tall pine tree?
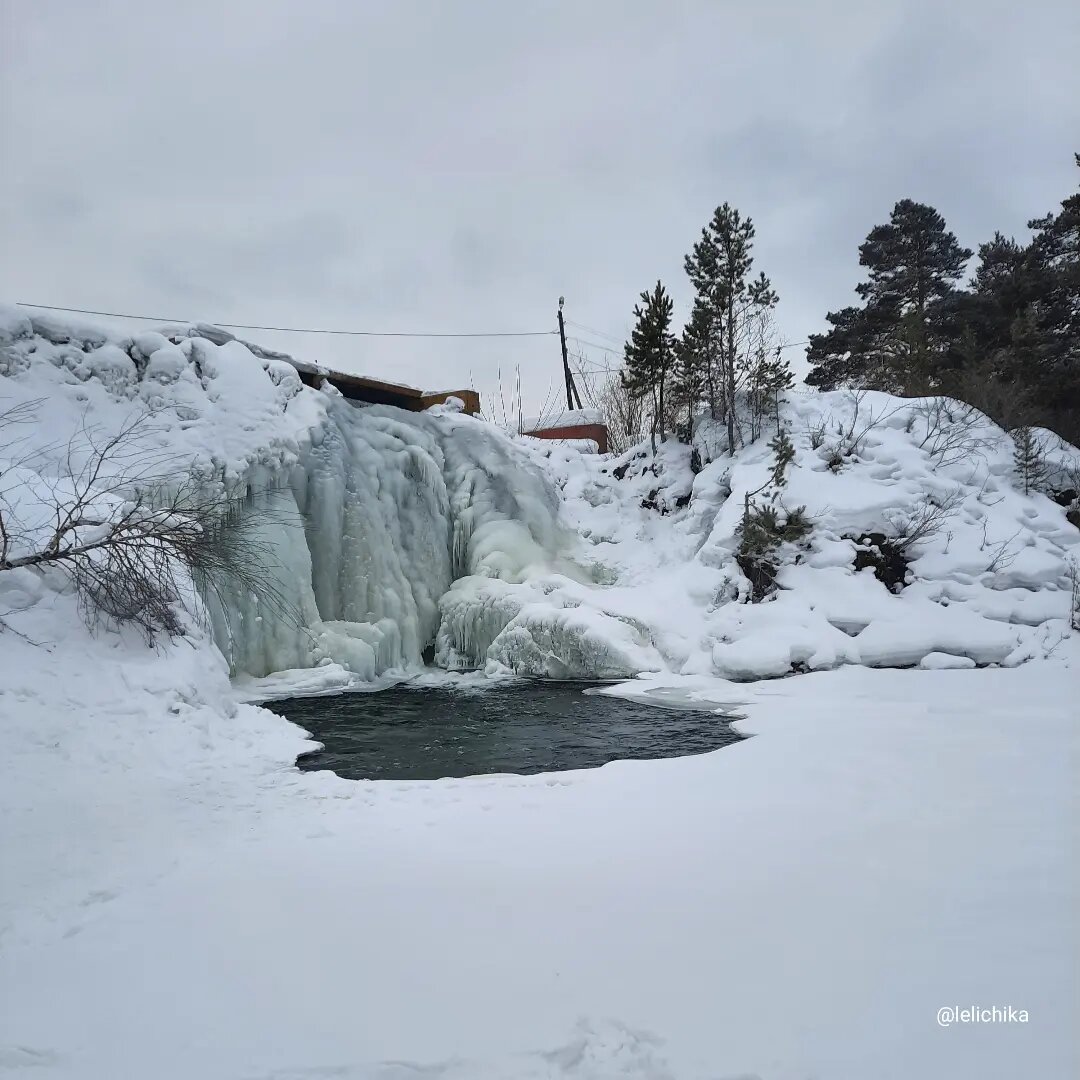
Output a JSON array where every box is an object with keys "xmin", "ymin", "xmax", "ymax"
[
  {"xmin": 946, "ymin": 157, "xmax": 1079, "ymax": 441},
  {"xmin": 1021, "ymin": 155, "xmax": 1080, "ymax": 439},
  {"xmin": 621, "ymin": 281, "xmax": 676, "ymax": 452},
  {"xmin": 807, "ymin": 199, "xmax": 971, "ymax": 393},
  {"xmin": 684, "ymin": 203, "xmax": 778, "ymax": 452}
]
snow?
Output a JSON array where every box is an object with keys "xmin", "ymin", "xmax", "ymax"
[
  {"xmin": 535, "ymin": 390, "xmax": 1080, "ymax": 681},
  {"xmin": 4, "ymin": 307, "xmax": 1077, "ymax": 684},
  {"xmin": 0, "ymin": 625, "xmax": 1076, "ymax": 1077},
  {"xmin": 2, "ymin": 306, "xmax": 1078, "ymax": 1077},
  {"xmin": 522, "ymin": 406, "xmax": 605, "ymax": 432}
]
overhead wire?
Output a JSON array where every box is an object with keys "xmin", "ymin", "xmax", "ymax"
[
  {"xmin": 16, "ymin": 302, "xmax": 557, "ymax": 339},
  {"xmin": 565, "ymin": 319, "xmax": 624, "ymax": 345}
]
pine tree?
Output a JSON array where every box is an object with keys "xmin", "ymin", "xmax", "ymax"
[
  {"xmin": 1012, "ymin": 426, "xmax": 1046, "ymax": 496},
  {"xmin": 947, "ymin": 157, "xmax": 1079, "ymax": 443},
  {"xmin": 669, "ymin": 301, "xmax": 714, "ymax": 438},
  {"xmin": 684, "ymin": 203, "xmax": 778, "ymax": 453},
  {"xmin": 807, "ymin": 200, "xmax": 971, "ymax": 393},
  {"xmin": 748, "ymin": 346, "xmax": 794, "ymax": 439},
  {"xmin": 1021, "ymin": 157, "xmax": 1080, "ymax": 440},
  {"xmin": 768, "ymin": 426, "xmax": 795, "ymax": 487},
  {"xmin": 621, "ymin": 281, "xmax": 676, "ymax": 452}
]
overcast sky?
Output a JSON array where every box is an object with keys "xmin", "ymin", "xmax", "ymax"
[{"xmin": 2, "ymin": 0, "xmax": 1077, "ymax": 414}]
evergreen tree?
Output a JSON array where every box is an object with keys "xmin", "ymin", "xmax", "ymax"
[
  {"xmin": 1012, "ymin": 426, "xmax": 1047, "ymax": 495},
  {"xmin": 670, "ymin": 320, "xmax": 708, "ymax": 439},
  {"xmin": 947, "ymin": 158, "xmax": 1079, "ymax": 442},
  {"xmin": 747, "ymin": 345, "xmax": 794, "ymax": 439},
  {"xmin": 621, "ymin": 281, "xmax": 676, "ymax": 452},
  {"xmin": 684, "ymin": 203, "xmax": 778, "ymax": 452},
  {"xmin": 807, "ymin": 200, "xmax": 971, "ymax": 393},
  {"xmin": 768, "ymin": 426, "xmax": 795, "ymax": 487},
  {"xmin": 1021, "ymin": 157, "xmax": 1080, "ymax": 438}
]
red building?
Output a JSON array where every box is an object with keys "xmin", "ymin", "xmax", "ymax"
[{"xmin": 523, "ymin": 409, "xmax": 609, "ymax": 453}]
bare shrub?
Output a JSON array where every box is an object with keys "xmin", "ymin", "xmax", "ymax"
[
  {"xmin": 978, "ymin": 518, "xmax": 1023, "ymax": 574},
  {"xmin": 592, "ymin": 367, "xmax": 649, "ymax": 455},
  {"xmin": 909, "ymin": 397, "xmax": 996, "ymax": 468},
  {"xmin": 1, "ymin": 404, "xmax": 296, "ymax": 643},
  {"xmin": 816, "ymin": 389, "xmax": 906, "ymax": 470},
  {"xmin": 882, "ymin": 487, "xmax": 964, "ymax": 553},
  {"xmin": 806, "ymin": 415, "xmax": 828, "ymax": 450},
  {"xmin": 951, "ymin": 358, "xmax": 1038, "ymax": 435}
]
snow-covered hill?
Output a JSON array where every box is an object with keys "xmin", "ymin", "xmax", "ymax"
[
  {"xmin": 3, "ymin": 304, "xmax": 1078, "ymax": 688},
  {"xmin": 540, "ymin": 392, "xmax": 1080, "ymax": 679}
]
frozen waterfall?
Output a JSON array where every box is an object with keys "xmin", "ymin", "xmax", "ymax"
[
  {"xmin": 0, "ymin": 305, "xmax": 661, "ymax": 683},
  {"xmin": 207, "ymin": 398, "xmax": 585, "ymax": 680}
]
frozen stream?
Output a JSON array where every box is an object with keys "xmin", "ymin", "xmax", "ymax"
[{"xmin": 266, "ymin": 682, "xmax": 746, "ymax": 780}]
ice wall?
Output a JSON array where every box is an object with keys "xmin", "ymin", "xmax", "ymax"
[
  {"xmin": 211, "ymin": 397, "xmax": 589, "ymax": 679},
  {"xmin": 2, "ymin": 305, "xmax": 633, "ymax": 681}
]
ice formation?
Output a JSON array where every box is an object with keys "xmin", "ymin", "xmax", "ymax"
[
  {"xmin": 2, "ymin": 302, "xmax": 1078, "ymax": 685},
  {"xmin": 0, "ymin": 305, "xmax": 650, "ymax": 680}
]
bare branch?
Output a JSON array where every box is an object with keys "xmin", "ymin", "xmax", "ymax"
[{"xmin": 1, "ymin": 401, "xmax": 300, "ymax": 644}]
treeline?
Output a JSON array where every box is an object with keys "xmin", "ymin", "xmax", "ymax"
[
  {"xmin": 807, "ymin": 154, "xmax": 1079, "ymax": 443},
  {"xmin": 615, "ymin": 153, "xmax": 1079, "ymax": 451}
]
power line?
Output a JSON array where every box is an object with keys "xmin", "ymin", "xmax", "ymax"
[
  {"xmin": 567, "ymin": 335, "xmax": 621, "ymax": 356},
  {"xmin": 571, "ymin": 334, "xmax": 809, "ymax": 357},
  {"xmin": 16, "ymin": 302, "xmax": 557, "ymax": 339},
  {"xmin": 566, "ymin": 319, "xmax": 623, "ymax": 345}
]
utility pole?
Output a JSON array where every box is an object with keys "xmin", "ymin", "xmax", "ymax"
[{"xmin": 557, "ymin": 296, "xmax": 582, "ymax": 412}]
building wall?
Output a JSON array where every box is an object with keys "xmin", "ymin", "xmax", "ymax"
[{"xmin": 524, "ymin": 422, "xmax": 609, "ymax": 453}]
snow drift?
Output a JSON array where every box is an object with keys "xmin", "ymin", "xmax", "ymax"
[{"xmin": 2, "ymin": 303, "xmax": 1078, "ymax": 686}]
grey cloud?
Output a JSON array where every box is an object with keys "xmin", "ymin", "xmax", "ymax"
[{"xmin": 2, "ymin": 0, "xmax": 1077, "ymax": 409}]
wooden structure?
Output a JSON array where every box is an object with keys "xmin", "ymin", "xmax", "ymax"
[
  {"xmin": 524, "ymin": 422, "xmax": 609, "ymax": 453},
  {"xmin": 292, "ymin": 365, "xmax": 480, "ymax": 416}
]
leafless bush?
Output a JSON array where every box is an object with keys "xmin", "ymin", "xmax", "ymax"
[
  {"xmin": 883, "ymin": 486, "xmax": 964, "ymax": 553},
  {"xmin": 1, "ymin": 404, "xmax": 297, "ymax": 643},
  {"xmin": 806, "ymin": 415, "xmax": 828, "ymax": 450},
  {"xmin": 815, "ymin": 389, "xmax": 906, "ymax": 470},
  {"xmin": 591, "ymin": 367, "xmax": 650, "ymax": 455},
  {"xmin": 951, "ymin": 358, "xmax": 1038, "ymax": 435},
  {"xmin": 909, "ymin": 397, "xmax": 996, "ymax": 468}
]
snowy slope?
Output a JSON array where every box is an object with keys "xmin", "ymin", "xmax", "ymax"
[
  {"xmin": 535, "ymin": 390, "xmax": 1080, "ymax": 680},
  {"xmin": 2, "ymin": 306, "xmax": 1077, "ymax": 1078}
]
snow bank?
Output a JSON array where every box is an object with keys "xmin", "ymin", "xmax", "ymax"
[{"xmin": 1, "ymin": 632, "xmax": 1076, "ymax": 1077}]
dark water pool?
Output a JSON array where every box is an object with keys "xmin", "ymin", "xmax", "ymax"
[{"xmin": 264, "ymin": 681, "xmax": 746, "ymax": 780}]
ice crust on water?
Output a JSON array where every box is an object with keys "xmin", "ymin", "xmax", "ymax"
[{"xmin": 2, "ymin": 303, "xmax": 1078, "ymax": 684}]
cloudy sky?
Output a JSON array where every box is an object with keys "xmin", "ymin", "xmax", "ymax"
[{"xmin": 2, "ymin": 0, "xmax": 1077, "ymax": 414}]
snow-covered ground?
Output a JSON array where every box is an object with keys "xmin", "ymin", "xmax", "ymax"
[
  {"xmin": 2, "ymin": 638, "xmax": 1076, "ymax": 1078},
  {"xmin": 2, "ymin": 306, "xmax": 1078, "ymax": 1077}
]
